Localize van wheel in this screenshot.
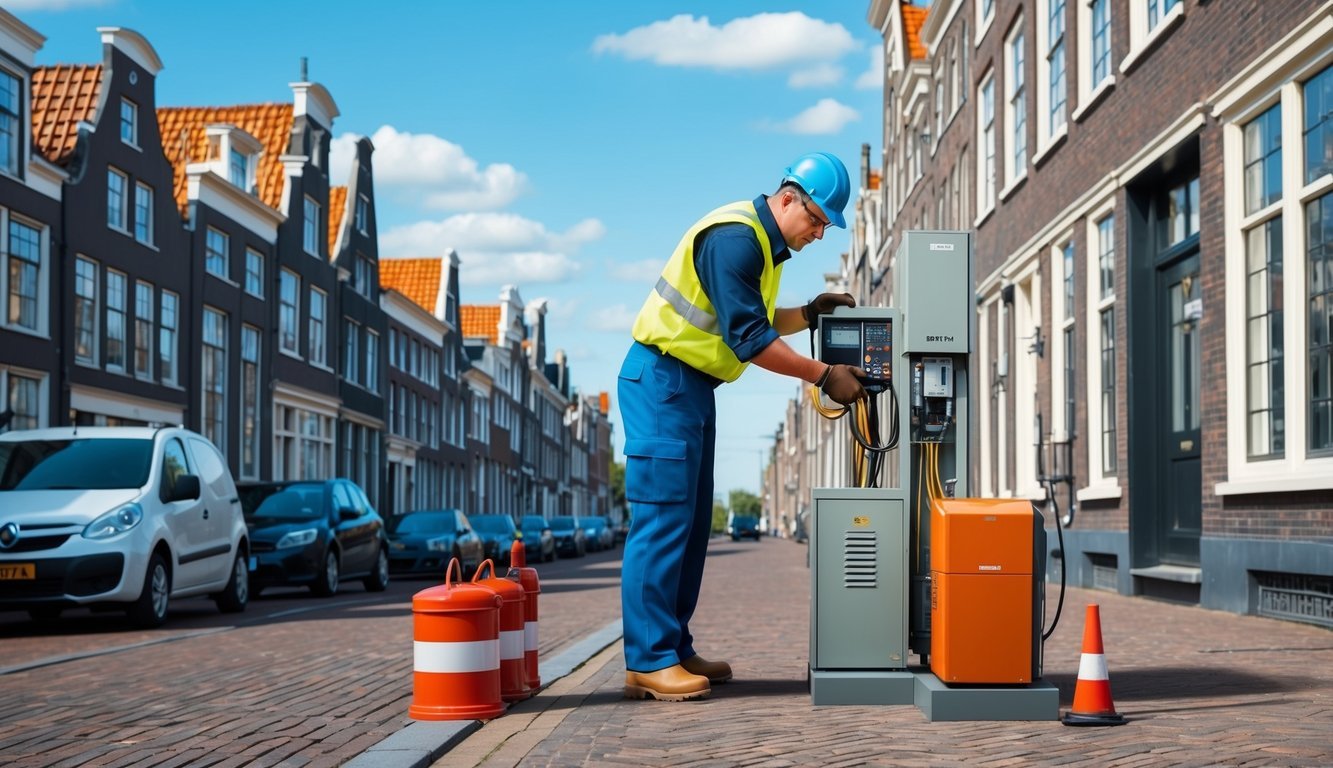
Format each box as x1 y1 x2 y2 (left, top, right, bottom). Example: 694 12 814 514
214 550 249 613
363 548 389 592
128 552 171 628
311 549 339 597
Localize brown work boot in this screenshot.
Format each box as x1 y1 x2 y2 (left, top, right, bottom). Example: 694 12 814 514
624 664 711 701
681 654 733 683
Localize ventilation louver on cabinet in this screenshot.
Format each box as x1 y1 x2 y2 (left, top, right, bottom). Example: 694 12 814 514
843 530 877 588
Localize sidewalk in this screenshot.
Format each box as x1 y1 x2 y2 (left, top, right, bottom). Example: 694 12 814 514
426 537 1333 768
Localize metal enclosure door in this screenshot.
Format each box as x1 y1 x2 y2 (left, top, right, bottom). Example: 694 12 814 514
813 494 907 669
1156 255 1202 565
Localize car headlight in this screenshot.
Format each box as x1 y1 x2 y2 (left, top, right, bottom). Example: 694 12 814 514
83 503 144 539
275 528 318 550
427 537 450 552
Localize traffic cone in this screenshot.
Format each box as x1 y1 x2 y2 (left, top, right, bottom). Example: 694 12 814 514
1062 604 1126 726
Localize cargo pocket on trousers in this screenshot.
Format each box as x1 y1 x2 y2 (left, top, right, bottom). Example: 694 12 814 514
624 438 689 504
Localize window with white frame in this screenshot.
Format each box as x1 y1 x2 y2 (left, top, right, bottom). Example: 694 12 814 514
120 98 137 147
1005 22 1028 188
0 69 21 176
106 269 127 372
978 70 997 215
134 182 153 245
1038 0 1067 143
345 319 360 383
1090 214 1117 478
303 195 320 256
134 280 153 381
273 403 334 481
1090 0 1112 91
107 168 128 231
354 252 373 298
1051 240 1076 440
279 269 300 355
948 38 960 119
977 0 996 42
1148 0 1181 31
229 148 248 190
6 218 42 333
366 328 379 393
308 287 326 366
2 367 44 430
245 247 264 297
160 290 178 385
1126 0 1183 73
202 307 227 452
74 256 98 364
355 194 369 234
205 227 228 279
240 325 260 480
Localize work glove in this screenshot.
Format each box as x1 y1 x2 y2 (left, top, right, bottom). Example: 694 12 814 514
817 364 868 406
802 292 856 329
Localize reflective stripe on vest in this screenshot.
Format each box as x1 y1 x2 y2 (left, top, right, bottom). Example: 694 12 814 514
631 200 782 382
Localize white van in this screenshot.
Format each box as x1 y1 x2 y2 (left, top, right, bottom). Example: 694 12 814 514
0 426 249 627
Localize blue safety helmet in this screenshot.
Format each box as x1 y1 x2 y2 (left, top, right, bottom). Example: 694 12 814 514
781 152 851 229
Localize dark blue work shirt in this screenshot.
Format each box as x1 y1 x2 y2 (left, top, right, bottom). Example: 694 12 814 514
694 195 792 363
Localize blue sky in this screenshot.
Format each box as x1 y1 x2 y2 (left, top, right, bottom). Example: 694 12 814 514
18 1 886 500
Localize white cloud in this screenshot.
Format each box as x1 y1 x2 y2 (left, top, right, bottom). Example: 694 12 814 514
587 304 639 333
856 46 884 90
592 12 857 71
788 63 844 89
330 125 528 211
608 258 665 283
768 98 860 135
379 212 604 286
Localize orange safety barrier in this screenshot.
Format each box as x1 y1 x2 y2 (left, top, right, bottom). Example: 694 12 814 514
409 557 505 721
508 540 542 694
473 557 532 702
1062 604 1126 726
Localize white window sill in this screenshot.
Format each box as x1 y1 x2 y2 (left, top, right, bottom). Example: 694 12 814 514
1072 77 1116 122
1215 471 1333 496
134 237 159 252
973 204 996 228
1 324 49 340
279 348 304 361
1032 127 1068 169
999 173 1027 202
207 271 240 289
976 13 996 48
1119 6 1185 76
1076 483 1122 502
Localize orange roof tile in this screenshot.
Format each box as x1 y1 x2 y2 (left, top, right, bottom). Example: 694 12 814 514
379 258 441 315
903 4 928 61
156 104 294 216
461 305 501 343
869 170 882 190
328 185 347 255
31 65 103 166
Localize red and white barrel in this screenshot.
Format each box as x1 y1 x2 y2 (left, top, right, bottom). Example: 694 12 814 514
508 540 542 693
473 558 531 702
408 558 505 721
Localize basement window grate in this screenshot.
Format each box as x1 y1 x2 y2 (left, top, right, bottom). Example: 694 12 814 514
1255 572 1333 629
843 530 877 588
1088 553 1118 592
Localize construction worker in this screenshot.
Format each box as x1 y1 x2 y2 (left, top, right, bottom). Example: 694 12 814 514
619 152 867 701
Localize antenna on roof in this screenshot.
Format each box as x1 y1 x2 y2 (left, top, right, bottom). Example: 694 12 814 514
300 56 308 82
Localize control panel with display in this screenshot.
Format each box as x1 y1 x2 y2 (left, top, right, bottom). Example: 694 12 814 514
819 317 893 391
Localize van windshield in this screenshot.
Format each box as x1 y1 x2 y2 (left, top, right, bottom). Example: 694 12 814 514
0 439 154 491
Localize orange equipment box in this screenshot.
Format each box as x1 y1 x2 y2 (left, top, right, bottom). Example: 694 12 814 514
930 498 1038 684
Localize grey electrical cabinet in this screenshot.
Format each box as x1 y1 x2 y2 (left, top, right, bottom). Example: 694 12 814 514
810 488 908 670
893 230 973 354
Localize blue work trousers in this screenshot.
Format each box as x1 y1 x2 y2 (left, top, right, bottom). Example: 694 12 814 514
618 341 717 673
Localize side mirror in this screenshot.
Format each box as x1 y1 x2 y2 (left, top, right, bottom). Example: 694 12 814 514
338 507 359 521
164 474 201 503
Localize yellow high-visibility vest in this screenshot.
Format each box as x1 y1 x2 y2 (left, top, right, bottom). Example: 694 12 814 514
631 200 782 382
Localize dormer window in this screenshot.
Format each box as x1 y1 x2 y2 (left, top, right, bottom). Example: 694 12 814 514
203 124 261 193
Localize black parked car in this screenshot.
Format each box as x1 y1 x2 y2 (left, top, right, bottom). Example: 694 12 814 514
385 509 484 578
520 515 556 563
548 516 586 558
469 514 523 566
729 514 761 541
237 479 389 597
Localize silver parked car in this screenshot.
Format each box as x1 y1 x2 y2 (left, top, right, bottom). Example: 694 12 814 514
0 426 249 627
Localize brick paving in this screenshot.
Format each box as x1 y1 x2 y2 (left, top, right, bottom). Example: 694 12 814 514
446 537 1333 768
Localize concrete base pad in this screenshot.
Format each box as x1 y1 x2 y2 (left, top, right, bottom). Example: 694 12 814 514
810 668 1060 721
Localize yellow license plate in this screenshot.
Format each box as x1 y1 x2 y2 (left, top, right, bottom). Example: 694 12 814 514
0 563 35 580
